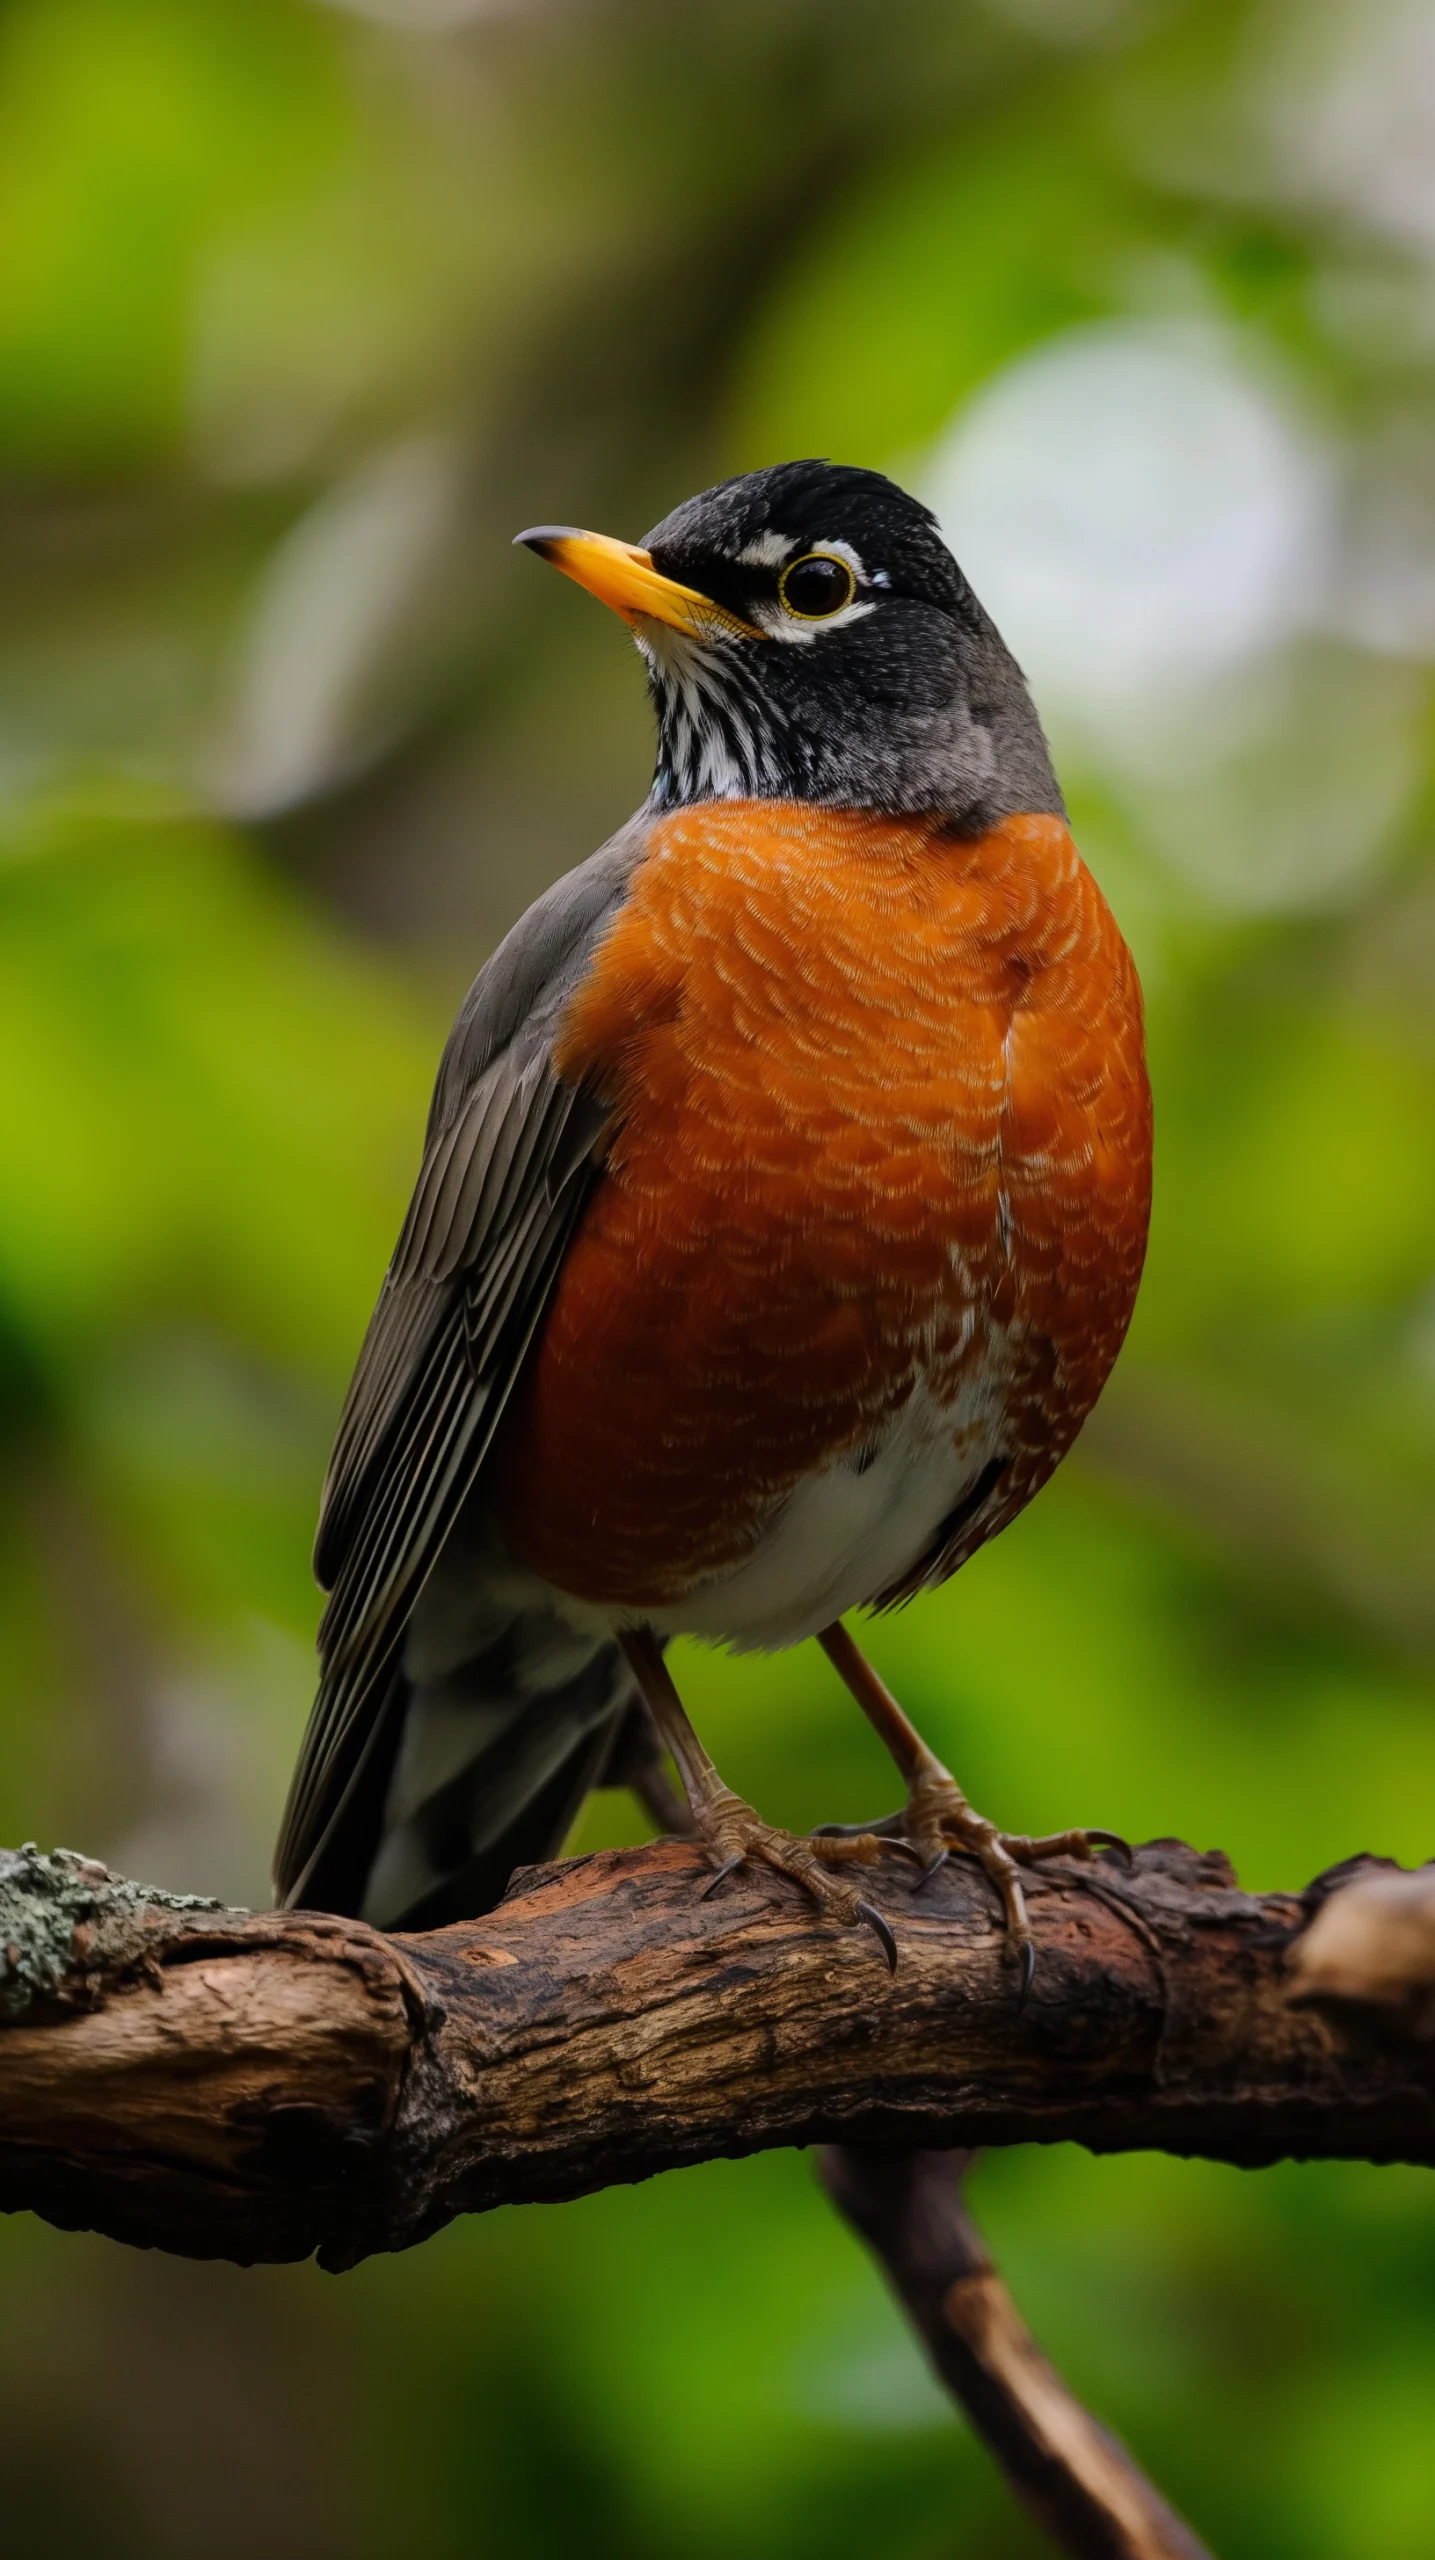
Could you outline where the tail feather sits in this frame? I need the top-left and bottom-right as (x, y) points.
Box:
(282, 1475), (647, 1929)
(358, 1612), (630, 1928)
(370, 1711), (620, 1931)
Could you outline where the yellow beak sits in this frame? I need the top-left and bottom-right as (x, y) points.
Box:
(515, 525), (761, 643)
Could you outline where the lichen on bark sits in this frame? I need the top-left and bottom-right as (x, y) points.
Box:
(0, 1843), (226, 2020)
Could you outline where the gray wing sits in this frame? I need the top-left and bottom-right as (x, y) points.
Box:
(273, 818), (647, 1912)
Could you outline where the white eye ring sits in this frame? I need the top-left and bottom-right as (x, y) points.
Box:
(777, 551), (857, 620)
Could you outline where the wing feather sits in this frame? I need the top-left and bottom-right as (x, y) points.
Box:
(274, 821), (645, 1908)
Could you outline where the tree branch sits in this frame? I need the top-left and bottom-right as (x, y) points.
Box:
(820, 2145), (1214, 2560)
(2, 1837), (1432, 2271)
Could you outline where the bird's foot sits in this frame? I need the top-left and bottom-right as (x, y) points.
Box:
(694, 1785), (900, 1971)
(902, 1769), (1129, 1999)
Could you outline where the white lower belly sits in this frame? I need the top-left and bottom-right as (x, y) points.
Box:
(540, 1366), (1010, 1653)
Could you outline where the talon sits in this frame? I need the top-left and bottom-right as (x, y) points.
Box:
(822, 1830), (926, 1869)
(855, 1900), (898, 1972)
(806, 1830), (883, 1869)
(1088, 1829), (1132, 1865)
(886, 1838), (928, 1869)
(680, 1787), (904, 1947)
(809, 1632), (1116, 1982)
(810, 1818), (926, 1870)
(806, 1821), (925, 1871)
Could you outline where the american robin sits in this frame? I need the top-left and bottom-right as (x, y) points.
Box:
(274, 460), (1152, 1986)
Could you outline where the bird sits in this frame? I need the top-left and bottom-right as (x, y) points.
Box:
(273, 459), (1152, 1988)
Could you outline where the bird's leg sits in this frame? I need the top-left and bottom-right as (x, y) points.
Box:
(816, 1621), (1127, 1989)
(596, 1691), (698, 1837)
(619, 1628), (901, 1969)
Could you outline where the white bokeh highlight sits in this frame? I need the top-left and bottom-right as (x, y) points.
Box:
(211, 435), (463, 817)
(1264, 0), (1435, 261)
(923, 317), (1428, 912)
(926, 319), (1332, 728)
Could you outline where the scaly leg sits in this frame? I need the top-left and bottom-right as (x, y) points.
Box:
(597, 1690), (698, 1838)
(619, 1629), (903, 1969)
(816, 1620), (1127, 1995)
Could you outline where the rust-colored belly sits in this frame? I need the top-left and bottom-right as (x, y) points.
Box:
(495, 803), (1152, 1611)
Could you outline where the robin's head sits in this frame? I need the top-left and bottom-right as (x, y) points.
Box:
(517, 460), (1062, 831)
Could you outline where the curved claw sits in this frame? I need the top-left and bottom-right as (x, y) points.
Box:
(855, 1900), (898, 1973)
(807, 1819), (926, 1870)
(1087, 1829), (1132, 1866)
(886, 1839), (928, 1869)
(1014, 1937), (1036, 2012)
(700, 1852), (745, 1901)
(913, 1848), (950, 1894)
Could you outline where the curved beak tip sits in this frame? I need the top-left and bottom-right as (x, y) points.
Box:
(513, 522), (761, 643)
(513, 525), (574, 559)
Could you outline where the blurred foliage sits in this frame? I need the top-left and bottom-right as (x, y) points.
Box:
(1, 0), (1434, 2554)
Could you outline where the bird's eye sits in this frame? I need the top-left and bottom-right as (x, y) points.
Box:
(777, 552), (857, 620)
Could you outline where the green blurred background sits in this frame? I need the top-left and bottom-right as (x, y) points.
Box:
(2, 0), (1434, 2551)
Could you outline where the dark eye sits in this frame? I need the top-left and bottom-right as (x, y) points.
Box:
(777, 551), (857, 619)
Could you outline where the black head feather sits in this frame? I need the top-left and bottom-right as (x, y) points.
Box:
(637, 460), (1063, 830)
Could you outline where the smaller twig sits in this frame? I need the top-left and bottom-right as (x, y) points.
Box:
(819, 2145), (1214, 2560)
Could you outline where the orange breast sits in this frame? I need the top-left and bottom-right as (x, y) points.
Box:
(495, 803), (1151, 1610)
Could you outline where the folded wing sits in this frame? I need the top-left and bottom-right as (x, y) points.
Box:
(274, 820), (647, 1916)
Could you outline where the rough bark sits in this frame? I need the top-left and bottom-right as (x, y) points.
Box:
(2, 1837), (1432, 2271)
